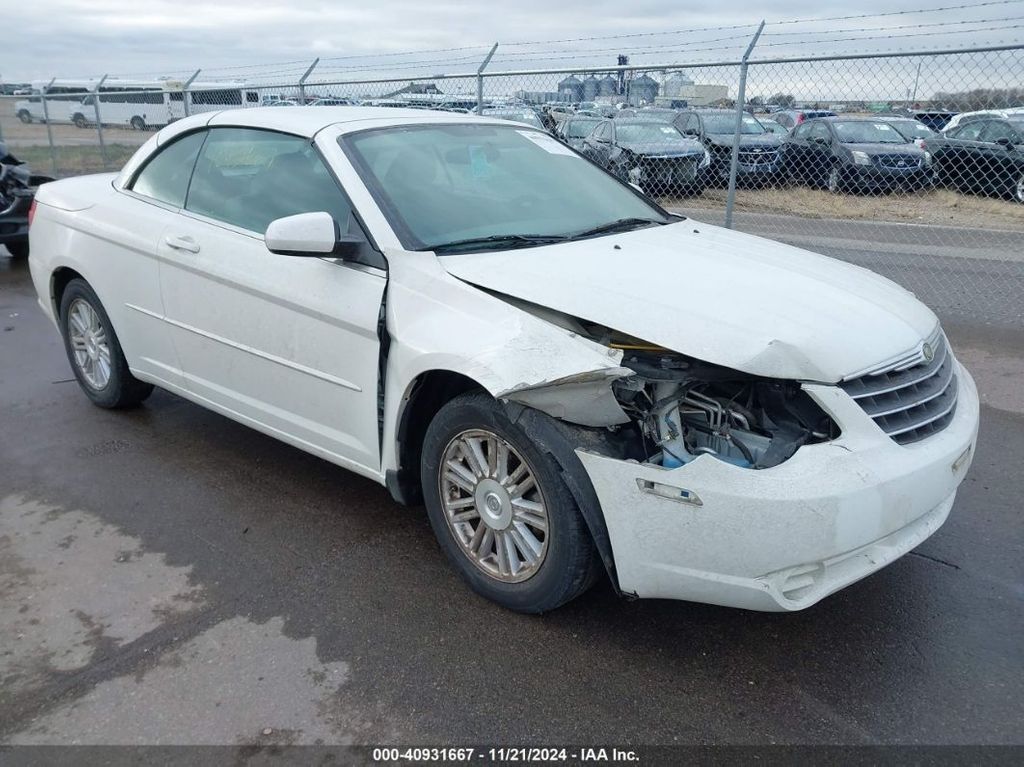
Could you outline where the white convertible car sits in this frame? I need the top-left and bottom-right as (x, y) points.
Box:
(27, 107), (979, 613)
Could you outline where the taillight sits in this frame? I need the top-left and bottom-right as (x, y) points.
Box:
(27, 200), (36, 227)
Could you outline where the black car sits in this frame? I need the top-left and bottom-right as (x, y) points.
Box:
(780, 117), (931, 193)
(0, 143), (52, 259)
(581, 120), (708, 196)
(555, 116), (602, 150)
(675, 109), (784, 185)
(930, 116), (1024, 203)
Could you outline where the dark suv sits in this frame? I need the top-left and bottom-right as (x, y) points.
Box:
(780, 117), (931, 193)
(675, 109), (784, 185)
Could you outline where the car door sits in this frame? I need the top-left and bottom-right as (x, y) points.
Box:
(938, 121), (987, 189)
(585, 121), (613, 165)
(157, 126), (387, 474)
(805, 121), (834, 185)
(780, 121), (811, 180)
(977, 120), (1023, 195)
(107, 129), (209, 389)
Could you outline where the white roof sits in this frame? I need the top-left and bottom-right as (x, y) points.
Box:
(114, 107), (510, 187)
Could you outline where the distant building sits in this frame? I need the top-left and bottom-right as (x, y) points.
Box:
(628, 74), (659, 105)
(597, 75), (619, 97)
(557, 75), (583, 102)
(383, 82), (443, 98)
(581, 76), (601, 101)
(657, 72), (729, 107)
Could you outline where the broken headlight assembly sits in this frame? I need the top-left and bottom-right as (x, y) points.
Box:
(611, 346), (839, 470)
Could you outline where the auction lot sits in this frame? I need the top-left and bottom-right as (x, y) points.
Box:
(1, 234), (1022, 745)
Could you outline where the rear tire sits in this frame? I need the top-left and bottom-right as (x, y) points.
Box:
(17, 110), (32, 124)
(130, 116), (146, 131)
(73, 113), (88, 128)
(420, 392), (600, 613)
(58, 278), (154, 409)
(1014, 172), (1024, 204)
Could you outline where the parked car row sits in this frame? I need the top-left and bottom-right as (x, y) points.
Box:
(536, 105), (1024, 203)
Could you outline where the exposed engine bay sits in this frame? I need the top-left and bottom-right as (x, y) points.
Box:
(488, 294), (839, 470)
(611, 346), (838, 469)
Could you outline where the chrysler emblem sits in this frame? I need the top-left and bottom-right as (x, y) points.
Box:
(922, 342), (934, 363)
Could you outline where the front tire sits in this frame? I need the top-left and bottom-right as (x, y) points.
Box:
(130, 116), (146, 131)
(827, 165), (843, 194)
(420, 392), (600, 613)
(4, 241), (29, 259)
(17, 110), (32, 124)
(59, 279), (154, 409)
(1014, 172), (1024, 204)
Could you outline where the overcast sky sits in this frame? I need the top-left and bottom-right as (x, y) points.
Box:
(3, 0), (1021, 83)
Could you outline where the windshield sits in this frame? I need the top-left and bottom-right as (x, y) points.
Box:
(888, 120), (935, 139)
(566, 119), (600, 138)
(616, 123), (689, 144)
(342, 124), (671, 251)
(832, 121), (909, 144)
(702, 113), (766, 135)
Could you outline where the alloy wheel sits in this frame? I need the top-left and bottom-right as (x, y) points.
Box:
(1016, 173), (1024, 203)
(67, 298), (112, 390)
(827, 167), (841, 193)
(438, 429), (549, 583)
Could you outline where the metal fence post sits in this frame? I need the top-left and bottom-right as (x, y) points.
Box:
(724, 21), (765, 229)
(298, 59), (319, 104)
(92, 75), (109, 168)
(476, 44), (499, 115)
(182, 69), (201, 117)
(40, 77), (58, 177)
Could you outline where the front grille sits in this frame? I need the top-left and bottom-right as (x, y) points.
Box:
(840, 328), (958, 445)
(873, 153), (921, 170)
(738, 149), (779, 164)
(643, 157), (698, 182)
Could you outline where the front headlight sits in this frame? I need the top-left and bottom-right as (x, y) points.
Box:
(851, 150), (872, 166)
(700, 149), (711, 168)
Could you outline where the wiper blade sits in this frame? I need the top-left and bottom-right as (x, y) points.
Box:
(566, 217), (667, 239)
(426, 233), (567, 254)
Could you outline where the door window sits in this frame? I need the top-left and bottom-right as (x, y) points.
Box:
(129, 131), (207, 207)
(951, 122), (985, 141)
(184, 128), (351, 235)
(792, 122), (812, 139)
(980, 120), (1021, 144)
(808, 122), (832, 143)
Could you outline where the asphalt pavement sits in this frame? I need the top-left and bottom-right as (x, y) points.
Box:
(1, 237), (1022, 746)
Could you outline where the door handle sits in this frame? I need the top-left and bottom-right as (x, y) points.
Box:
(164, 234), (200, 254)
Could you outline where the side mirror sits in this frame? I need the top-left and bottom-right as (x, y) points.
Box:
(810, 136), (829, 146)
(995, 137), (1014, 148)
(265, 211), (363, 259)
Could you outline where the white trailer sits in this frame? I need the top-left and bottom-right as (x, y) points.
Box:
(66, 79), (261, 130)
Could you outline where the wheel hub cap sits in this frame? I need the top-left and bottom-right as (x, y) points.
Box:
(439, 429), (549, 583)
(67, 298), (111, 390)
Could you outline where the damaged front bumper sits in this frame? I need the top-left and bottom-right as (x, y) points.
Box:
(575, 362), (979, 611)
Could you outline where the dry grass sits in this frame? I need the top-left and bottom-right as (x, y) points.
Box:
(13, 145), (136, 177)
(676, 186), (1024, 232)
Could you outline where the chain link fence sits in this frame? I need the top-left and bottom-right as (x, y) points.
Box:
(2, 44), (1022, 323)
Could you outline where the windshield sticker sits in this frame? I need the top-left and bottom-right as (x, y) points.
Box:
(659, 126), (676, 134)
(468, 145), (491, 179)
(875, 123), (894, 131)
(516, 130), (578, 157)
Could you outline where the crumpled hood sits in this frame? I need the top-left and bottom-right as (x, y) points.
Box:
(440, 221), (938, 383)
